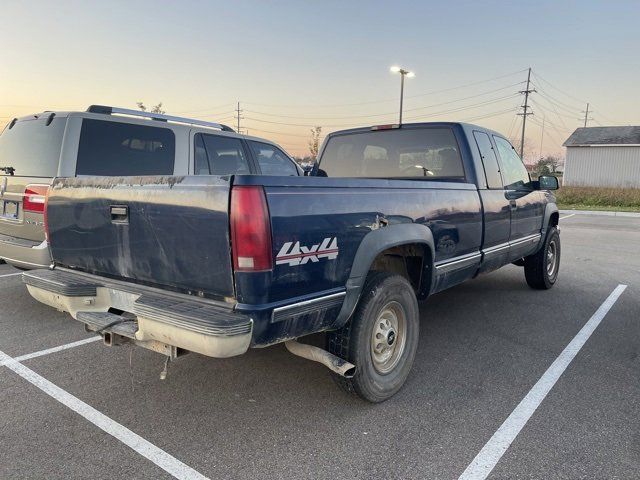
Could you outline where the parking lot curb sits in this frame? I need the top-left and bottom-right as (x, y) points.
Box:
(560, 209), (640, 218)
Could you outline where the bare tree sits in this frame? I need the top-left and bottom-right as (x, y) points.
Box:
(308, 126), (322, 160)
(137, 102), (165, 114)
(532, 155), (563, 177)
(544, 155), (562, 173)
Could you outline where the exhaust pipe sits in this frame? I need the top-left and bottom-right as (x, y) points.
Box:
(285, 340), (356, 378)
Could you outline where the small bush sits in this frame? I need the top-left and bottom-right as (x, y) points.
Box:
(556, 186), (640, 211)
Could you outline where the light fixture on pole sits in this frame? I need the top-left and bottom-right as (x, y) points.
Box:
(390, 66), (415, 124)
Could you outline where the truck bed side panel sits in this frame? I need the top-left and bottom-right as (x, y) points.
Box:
(236, 180), (482, 306)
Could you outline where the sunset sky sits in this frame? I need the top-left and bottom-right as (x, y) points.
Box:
(1, 0), (637, 160)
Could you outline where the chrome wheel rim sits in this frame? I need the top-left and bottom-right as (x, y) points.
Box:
(371, 301), (407, 374)
(546, 240), (558, 277)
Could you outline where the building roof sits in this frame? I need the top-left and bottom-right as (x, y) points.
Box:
(563, 126), (640, 147)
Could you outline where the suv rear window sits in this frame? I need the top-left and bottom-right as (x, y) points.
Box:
(76, 119), (175, 176)
(320, 127), (465, 179)
(0, 117), (67, 177)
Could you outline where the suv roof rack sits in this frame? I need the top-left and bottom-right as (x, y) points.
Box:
(86, 105), (235, 132)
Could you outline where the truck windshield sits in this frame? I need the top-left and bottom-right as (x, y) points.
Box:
(0, 116), (66, 177)
(319, 127), (465, 179)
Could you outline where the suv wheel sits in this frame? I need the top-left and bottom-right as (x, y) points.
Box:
(524, 226), (561, 289)
(326, 271), (419, 402)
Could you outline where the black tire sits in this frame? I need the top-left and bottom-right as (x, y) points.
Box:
(524, 226), (561, 289)
(326, 271), (420, 403)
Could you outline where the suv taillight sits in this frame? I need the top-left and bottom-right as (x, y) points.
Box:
(24, 184), (49, 214)
(43, 188), (51, 242)
(230, 185), (273, 272)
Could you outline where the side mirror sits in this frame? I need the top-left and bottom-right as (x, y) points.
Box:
(538, 175), (559, 190)
(301, 164), (314, 176)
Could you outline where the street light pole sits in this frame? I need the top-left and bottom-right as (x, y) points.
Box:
(390, 66), (414, 125)
(399, 73), (405, 124)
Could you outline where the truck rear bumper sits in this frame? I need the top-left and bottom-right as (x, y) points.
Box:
(22, 268), (252, 358)
(0, 235), (51, 269)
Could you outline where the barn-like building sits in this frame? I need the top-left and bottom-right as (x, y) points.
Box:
(563, 126), (640, 188)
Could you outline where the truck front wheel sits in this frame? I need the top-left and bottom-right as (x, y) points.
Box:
(326, 271), (419, 402)
(524, 226), (561, 289)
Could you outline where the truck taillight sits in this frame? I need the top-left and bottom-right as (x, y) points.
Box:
(24, 184), (49, 214)
(230, 185), (273, 272)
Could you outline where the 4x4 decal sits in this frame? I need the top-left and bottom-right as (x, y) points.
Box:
(276, 237), (339, 266)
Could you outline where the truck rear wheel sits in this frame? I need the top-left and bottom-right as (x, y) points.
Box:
(524, 226), (561, 289)
(326, 271), (419, 403)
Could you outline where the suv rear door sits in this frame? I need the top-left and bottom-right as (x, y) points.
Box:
(0, 115), (67, 247)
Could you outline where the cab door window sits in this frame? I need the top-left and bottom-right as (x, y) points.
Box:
(473, 131), (503, 189)
(248, 141), (299, 176)
(493, 136), (530, 189)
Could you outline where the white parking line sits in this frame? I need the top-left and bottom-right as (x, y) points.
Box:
(559, 213), (576, 220)
(459, 284), (627, 480)
(0, 272), (22, 278)
(0, 336), (102, 367)
(0, 348), (210, 480)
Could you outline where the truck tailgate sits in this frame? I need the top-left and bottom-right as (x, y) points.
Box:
(46, 175), (235, 298)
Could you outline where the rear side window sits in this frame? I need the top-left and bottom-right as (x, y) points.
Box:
(319, 128), (465, 179)
(194, 133), (250, 175)
(0, 117), (66, 177)
(473, 131), (502, 189)
(248, 141), (298, 176)
(76, 119), (175, 176)
(493, 136), (530, 189)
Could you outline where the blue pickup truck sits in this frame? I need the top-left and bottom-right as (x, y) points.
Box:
(24, 122), (560, 402)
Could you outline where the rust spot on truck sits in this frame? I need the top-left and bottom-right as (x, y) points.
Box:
(52, 176), (187, 190)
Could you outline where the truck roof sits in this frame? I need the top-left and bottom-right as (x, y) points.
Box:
(325, 122), (507, 140)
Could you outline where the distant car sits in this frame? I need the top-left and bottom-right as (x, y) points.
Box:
(24, 121), (561, 403)
(0, 106), (300, 269)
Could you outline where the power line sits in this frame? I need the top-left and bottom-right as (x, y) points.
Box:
(241, 68), (528, 109)
(527, 100), (575, 132)
(172, 104), (235, 115)
(240, 126), (311, 139)
(532, 85), (583, 115)
(532, 72), (622, 125)
(243, 83), (524, 121)
(459, 107), (520, 123)
(531, 71), (587, 106)
(402, 95), (519, 122)
(529, 116), (565, 149)
(242, 93), (519, 128)
(529, 98), (574, 125)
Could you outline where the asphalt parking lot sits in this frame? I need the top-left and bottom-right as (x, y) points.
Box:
(0, 214), (638, 480)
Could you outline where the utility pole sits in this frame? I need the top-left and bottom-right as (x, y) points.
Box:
(582, 103), (591, 127)
(235, 102), (243, 134)
(539, 115), (545, 160)
(517, 67), (535, 159)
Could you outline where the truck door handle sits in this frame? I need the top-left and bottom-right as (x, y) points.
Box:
(509, 200), (517, 211)
(110, 205), (129, 223)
